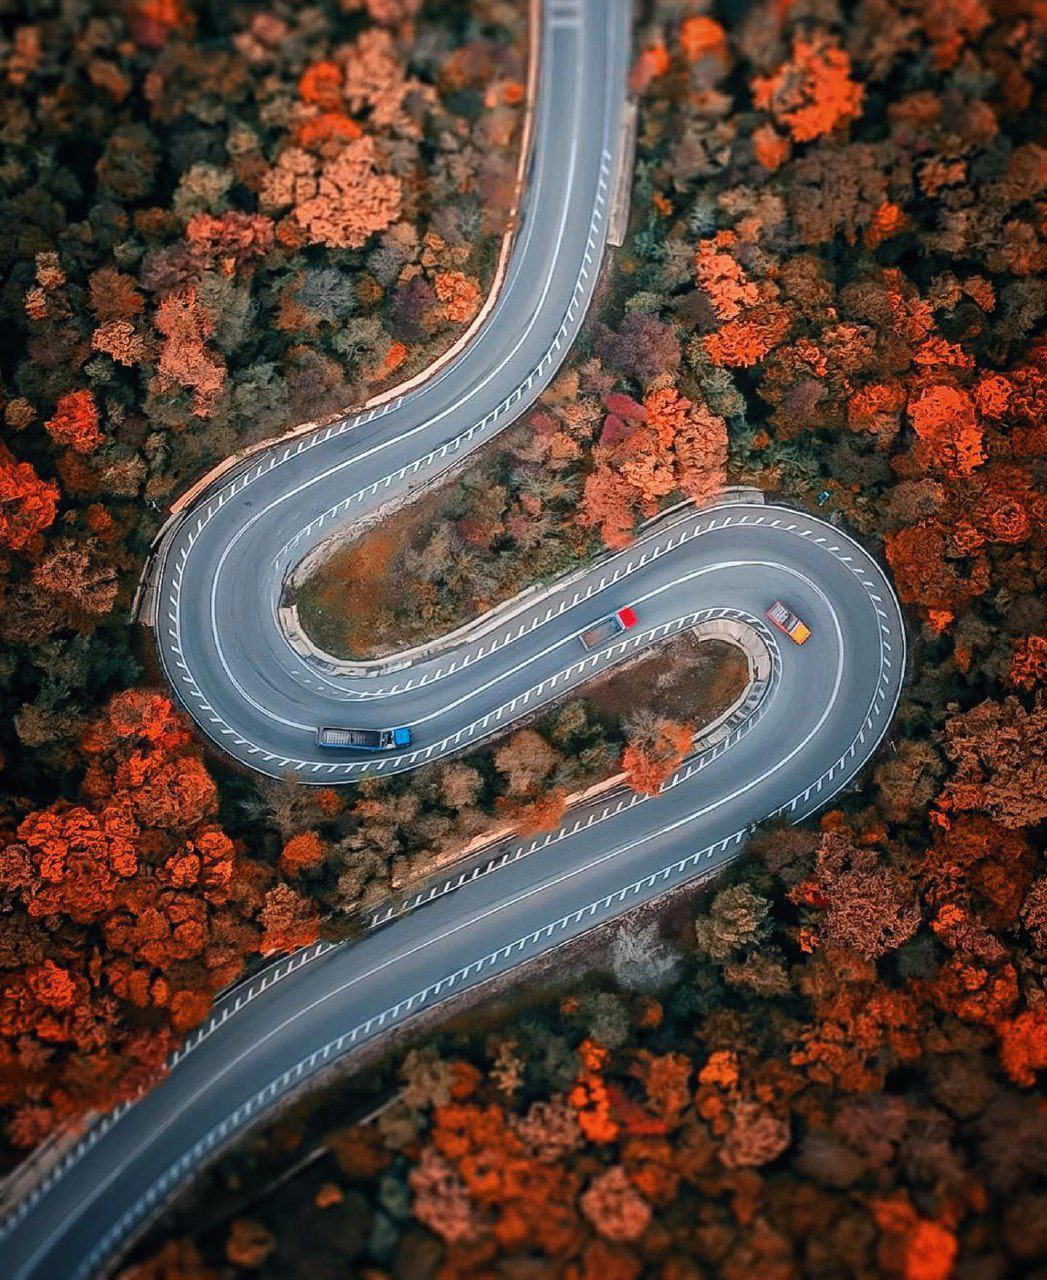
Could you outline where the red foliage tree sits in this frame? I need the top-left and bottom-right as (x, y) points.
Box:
(44, 390), (104, 454)
(0, 447), (59, 552)
(792, 950), (923, 1091)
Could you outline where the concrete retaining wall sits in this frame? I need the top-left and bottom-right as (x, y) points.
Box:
(608, 98), (638, 247)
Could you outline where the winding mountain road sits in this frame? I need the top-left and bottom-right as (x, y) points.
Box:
(2, 2), (906, 1275)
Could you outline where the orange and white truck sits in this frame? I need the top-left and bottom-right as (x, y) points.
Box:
(766, 601), (811, 645)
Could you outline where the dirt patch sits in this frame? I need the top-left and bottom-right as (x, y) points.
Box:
(293, 425), (593, 660)
(585, 633), (749, 730)
(295, 479), (458, 659)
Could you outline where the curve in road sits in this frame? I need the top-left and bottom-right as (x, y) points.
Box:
(156, 0), (630, 776)
(2, 498), (906, 1280)
(1, 2), (907, 1276)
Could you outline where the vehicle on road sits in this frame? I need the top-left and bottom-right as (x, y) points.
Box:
(579, 606), (637, 650)
(766, 600), (811, 645)
(317, 726), (413, 750)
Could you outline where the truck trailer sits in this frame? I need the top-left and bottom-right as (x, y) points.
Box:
(579, 606), (638, 651)
(316, 726), (413, 750)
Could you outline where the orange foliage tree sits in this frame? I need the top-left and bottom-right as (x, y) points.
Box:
(907, 385), (985, 476)
(579, 388), (726, 549)
(885, 521), (990, 625)
(621, 719), (692, 797)
(259, 883), (319, 955)
(280, 831), (326, 877)
(154, 287), (227, 416)
(509, 791), (568, 837)
(938, 696), (1047, 829)
(996, 1008), (1047, 1088)
(679, 16), (727, 63)
(185, 212), (275, 274)
(579, 1165), (651, 1242)
(629, 42), (670, 96)
(434, 270), (482, 324)
(752, 34), (864, 143)
(286, 137), (401, 251)
(92, 320), (147, 367)
(569, 1039), (618, 1144)
(1009, 635), (1047, 691)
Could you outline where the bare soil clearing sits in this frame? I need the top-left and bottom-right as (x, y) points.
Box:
(295, 481), (454, 659)
(294, 435), (589, 660)
(583, 632), (748, 728)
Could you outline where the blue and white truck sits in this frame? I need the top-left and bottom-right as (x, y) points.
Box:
(316, 726), (412, 750)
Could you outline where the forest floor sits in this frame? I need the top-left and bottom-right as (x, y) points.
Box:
(295, 472), (465, 659)
(293, 428), (590, 660)
(583, 633), (748, 728)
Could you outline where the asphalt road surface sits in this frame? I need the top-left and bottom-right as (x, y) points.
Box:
(1, 2), (906, 1276)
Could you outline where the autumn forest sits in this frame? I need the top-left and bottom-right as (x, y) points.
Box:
(0, 0), (1044, 1278)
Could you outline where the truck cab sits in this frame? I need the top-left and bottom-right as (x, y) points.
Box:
(766, 601), (811, 645)
(316, 726), (413, 750)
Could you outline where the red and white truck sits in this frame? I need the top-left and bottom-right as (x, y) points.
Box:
(579, 606), (638, 650)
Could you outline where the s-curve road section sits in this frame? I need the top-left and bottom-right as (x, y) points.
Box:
(1, 4), (907, 1279)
